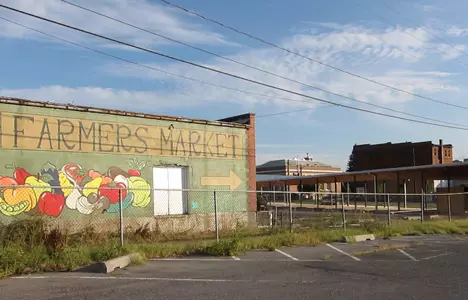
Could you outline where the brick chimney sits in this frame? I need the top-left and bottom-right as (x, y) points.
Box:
(439, 139), (444, 163)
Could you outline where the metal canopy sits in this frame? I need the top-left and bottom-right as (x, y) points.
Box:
(256, 161), (468, 185)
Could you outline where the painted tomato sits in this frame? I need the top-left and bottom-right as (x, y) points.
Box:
(98, 182), (127, 204)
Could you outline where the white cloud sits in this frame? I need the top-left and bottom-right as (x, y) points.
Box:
(0, 85), (207, 113)
(104, 23), (460, 109)
(0, 0), (233, 47)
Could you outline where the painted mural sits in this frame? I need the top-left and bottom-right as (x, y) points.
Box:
(0, 157), (150, 217)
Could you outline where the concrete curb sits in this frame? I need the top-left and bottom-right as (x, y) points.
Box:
(75, 253), (138, 274)
(344, 234), (375, 243)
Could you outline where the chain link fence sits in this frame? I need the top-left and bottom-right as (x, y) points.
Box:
(0, 185), (464, 246)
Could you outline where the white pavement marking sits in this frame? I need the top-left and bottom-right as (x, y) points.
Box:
(274, 249), (299, 261)
(232, 256), (240, 260)
(421, 252), (452, 261)
(12, 275), (316, 284)
(397, 249), (418, 261)
(150, 258), (232, 261)
(326, 243), (361, 261)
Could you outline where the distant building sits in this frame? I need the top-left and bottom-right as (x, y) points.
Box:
(350, 139), (453, 171)
(256, 154), (341, 193)
(349, 139), (453, 198)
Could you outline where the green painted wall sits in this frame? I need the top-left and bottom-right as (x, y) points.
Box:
(0, 103), (249, 223)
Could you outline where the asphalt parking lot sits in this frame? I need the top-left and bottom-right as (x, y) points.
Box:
(3, 235), (468, 300)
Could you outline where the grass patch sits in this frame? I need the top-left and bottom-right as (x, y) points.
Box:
(2, 218), (468, 278)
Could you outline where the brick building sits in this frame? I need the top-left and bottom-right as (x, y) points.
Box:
(256, 156), (341, 192)
(349, 139), (453, 171)
(349, 139), (453, 198)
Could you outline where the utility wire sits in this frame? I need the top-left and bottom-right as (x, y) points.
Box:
(158, 0), (468, 110)
(380, 2), (467, 56)
(257, 104), (334, 118)
(57, 0), (468, 127)
(355, 1), (468, 67)
(0, 15), (337, 119)
(1, 4), (468, 131)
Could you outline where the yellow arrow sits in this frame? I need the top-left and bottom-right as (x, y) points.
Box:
(201, 170), (242, 190)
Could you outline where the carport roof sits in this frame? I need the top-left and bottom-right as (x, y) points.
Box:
(256, 161), (468, 184)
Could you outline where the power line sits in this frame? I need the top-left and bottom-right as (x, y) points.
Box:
(355, 1), (468, 67)
(1, 4), (468, 131)
(158, 0), (468, 110)
(6, 17), (454, 129)
(380, 2), (467, 56)
(54, 0), (468, 127)
(0, 16), (335, 118)
(257, 105), (333, 118)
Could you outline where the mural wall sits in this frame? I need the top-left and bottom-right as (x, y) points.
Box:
(0, 102), (249, 222)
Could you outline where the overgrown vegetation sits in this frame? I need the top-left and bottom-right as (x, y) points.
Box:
(1, 218), (468, 278)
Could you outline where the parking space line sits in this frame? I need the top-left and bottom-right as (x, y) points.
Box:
(421, 252), (452, 261)
(326, 244), (361, 261)
(231, 256), (240, 260)
(397, 249), (418, 261)
(150, 258), (233, 261)
(274, 249), (299, 261)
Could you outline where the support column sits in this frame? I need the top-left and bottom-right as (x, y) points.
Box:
(334, 178), (338, 209)
(374, 174), (378, 210)
(396, 173), (400, 211)
(364, 181), (368, 207)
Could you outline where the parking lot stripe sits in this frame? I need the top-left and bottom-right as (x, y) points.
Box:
(274, 249), (299, 260)
(326, 243), (361, 261)
(397, 249), (418, 261)
(421, 252), (452, 261)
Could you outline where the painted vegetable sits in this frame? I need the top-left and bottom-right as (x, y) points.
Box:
(106, 192), (134, 213)
(59, 172), (74, 197)
(65, 188), (81, 210)
(107, 166), (129, 180)
(98, 181), (127, 204)
(127, 157), (146, 177)
(12, 167), (32, 185)
(0, 186), (37, 216)
(76, 195), (96, 215)
(83, 177), (103, 197)
(40, 162), (62, 195)
(25, 176), (52, 200)
(128, 176), (151, 208)
(0, 176), (18, 190)
(62, 164), (85, 185)
(37, 192), (65, 217)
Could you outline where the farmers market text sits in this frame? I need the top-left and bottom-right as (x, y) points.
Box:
(1, 113), (244, 159)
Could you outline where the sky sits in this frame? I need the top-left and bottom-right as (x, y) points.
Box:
(1, 0), (468, 169)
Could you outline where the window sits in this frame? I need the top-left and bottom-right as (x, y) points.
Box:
(433, 148), (437, 156)
(153, 167), (188, 215)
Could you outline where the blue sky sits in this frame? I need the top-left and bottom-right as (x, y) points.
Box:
(1, 0), (468, 169)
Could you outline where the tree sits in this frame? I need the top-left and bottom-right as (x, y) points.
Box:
(346, 151), (356, 172)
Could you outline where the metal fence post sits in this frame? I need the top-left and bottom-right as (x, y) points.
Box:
(346, 183), (350, 206)
(387, 194), (391, 227)
(119, 189), (124, 247)
(214, 190), (219, 242)
(341, 196), (346, 231)
(420, 189), (424, 223)
(213, 190), (220, 241)
(448, 194), (452, 222)
(288, 187), (293, 233)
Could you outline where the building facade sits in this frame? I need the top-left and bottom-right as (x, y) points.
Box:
(256, 157), (342, 193)
(349, 140), (453, 197)
(350, 140), (453, 171)
(0, 97), (256, 232)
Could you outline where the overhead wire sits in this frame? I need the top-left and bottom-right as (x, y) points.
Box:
(380, 2), (467, 56)
(354, 1), (468, 67)
(1, 4), (468, 131)
(0, 15), (342, 119)
(157, 0), (468, 110)
(54, 0), (468, 127)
